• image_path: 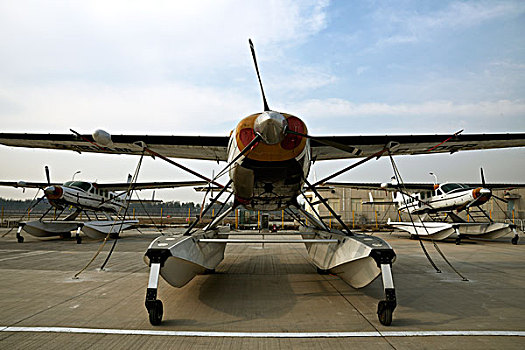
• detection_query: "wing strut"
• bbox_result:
[304,179,353,236]
[142,146,225,189]
[313,142,396,187]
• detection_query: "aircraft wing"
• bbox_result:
[0,181,61,189]
[95,181,208,191]
[310,133,525,160]
[461,183,525,190]
[326,182,525,191]
[1,132,524,161]
[0,133,229,161]
[325,182,435,191]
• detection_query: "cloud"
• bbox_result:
[356,66,370,76]
[0,1,330,84]
[371,0,525,47]
[268,65,338,95]
[0,82,256,134]
[286,98,525,134]
[290,98,525,118]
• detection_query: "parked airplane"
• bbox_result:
[1,40,525,326]
[0,167,205,243]
[327,169,525,243]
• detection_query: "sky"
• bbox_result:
[0,0,524,202]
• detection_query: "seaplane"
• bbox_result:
[327,168,525,244]
[1,40,525,327]
[0,166,205,243]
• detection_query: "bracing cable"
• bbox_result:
[387,152,441,273]
[133,191,165,235]
[389,152,468,281]
[74,149,146,278]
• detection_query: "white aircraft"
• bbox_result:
[1,40,525,326]
[327,169,525,243]
[0,166,205,243]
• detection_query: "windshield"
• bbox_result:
[64,181,92,192]
[440,183,468,193]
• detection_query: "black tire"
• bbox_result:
[17,236,24,243]
[148,300,163,326]
[455,238,461,245]
[511,236,518,245]
[76,237,82,244]
[378,306,393,326]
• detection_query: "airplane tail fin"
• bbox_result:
[363,191,396,205]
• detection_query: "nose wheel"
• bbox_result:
[377,263,397,326]
[147,299,163,326]
[377,300,394,326]
[145,261,164,325]
[16,225,24,243]
[75,226,82,244]
[511,227,519,245]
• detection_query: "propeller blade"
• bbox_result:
[249,39,270,111]
[45,166,51,185]
[480,167,486,186]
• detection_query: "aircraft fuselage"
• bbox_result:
[228,112,311,211]
[45,181,125,213]
[396,183,491,214]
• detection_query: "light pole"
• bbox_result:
[429,172,438,186]
[72,170,81,181]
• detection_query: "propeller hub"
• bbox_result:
[44,185,63,200]
[253,111,286,145]
[472,187,491,202]
[480,188,492,197]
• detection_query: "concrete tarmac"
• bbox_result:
[0,228,524,349]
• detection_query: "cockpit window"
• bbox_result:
[440,183,467,193]
[65,181,92,192]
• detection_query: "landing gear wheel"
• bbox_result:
[377,300,393,326]
[148,300,163,326]
[76,236,82,244]
[17,236,24,243]
[511,235,519,245]
[455,237,461,245]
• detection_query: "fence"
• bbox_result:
[1,204,523,230]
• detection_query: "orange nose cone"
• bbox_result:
[44,185,63,200]
[472,187,491,203]
[235,112,307,162]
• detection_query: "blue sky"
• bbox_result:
[0,0,524,202]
